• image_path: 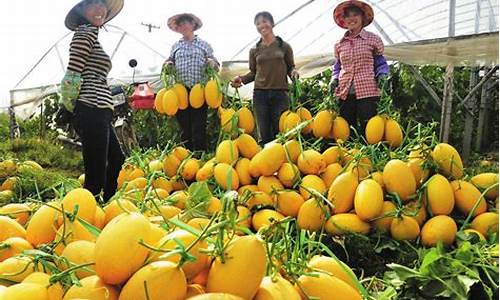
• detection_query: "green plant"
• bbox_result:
[9,167,80,202]
[384,241,499,299]
[131,107,220,153]
[321,232,420,279]
[0,138,82,174]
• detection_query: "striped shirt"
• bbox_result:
[168,36,218,88]
[68,24,113,109]
[334,29,384,100]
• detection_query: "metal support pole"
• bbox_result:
[482,81,493,148]
[439,1,455,142]
[440,64,454,142]
[463,1,482,162]
[8,91,19,140]
[110,31,127,60]
[449,0,456,37]
[8,107,18,140]
[462,68,478,162]
[475,73,491,151]
[40,101,45,139]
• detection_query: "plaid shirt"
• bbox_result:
[334,29,384,100]
[168,36,218,88]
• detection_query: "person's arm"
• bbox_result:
[204,42,220,71]
[239,48,256,84]
[333,42,342,76]
[373,36,389,87]
[329,43,341,94]
[374,36,384,54]
[332,60,341,80]
[284,43,299,79]
[374,55,389,78]
[163,43,178,68]
[61,25,98,112]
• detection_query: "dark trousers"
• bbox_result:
[74,101,125,202]
[339,94,378,137]
[175,104,208,151]
[253,89,290,144]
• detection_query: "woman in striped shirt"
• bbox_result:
[61,0,124,202]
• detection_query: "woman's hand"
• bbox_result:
[329,78,339,95]
[231,76,243,88]
[60,71,82,112]
[163,60,174,69]
[377,75,388,89]
[206,58,219,70]
[290,69,300,80]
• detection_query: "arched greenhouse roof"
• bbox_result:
[8,0,499,117]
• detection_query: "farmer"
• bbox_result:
[60,0,125,202]
[163,13,219,152]
[329,0,389,136]
[231,11,299,144]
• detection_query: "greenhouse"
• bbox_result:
[0,0,498,299]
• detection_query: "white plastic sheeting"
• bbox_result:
[9,0,500,117]
[223,32,499,78]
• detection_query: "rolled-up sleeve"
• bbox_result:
[167,42,179,64]
[373,36,384,56]
[204,42,219,66]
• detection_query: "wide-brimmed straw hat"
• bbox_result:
[333,0,374,29]
[167,13,203,33]
[65,0,124,31]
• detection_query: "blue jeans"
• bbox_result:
[253,89,290,144]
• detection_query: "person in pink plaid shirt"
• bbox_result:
[329,0,389,136]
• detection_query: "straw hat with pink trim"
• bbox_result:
[333,0,374,29]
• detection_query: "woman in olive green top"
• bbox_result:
[232,11,299,144]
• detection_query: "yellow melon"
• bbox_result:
[162,89,179,116]
[431,143,464,179]
[236,134,260,159]
[331,116,350,142]
[237,107,255,134]
[312,110,333,138]
[214,163,239,190]
[188,83,205,108]
[365,115,385,144]
[205,79,221,108]
[154,88,167,114]
[216,140,239,164]
[173,83,189,110]
[384,118,403,148]
[383,159,416,202]
[297,107,313,134]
